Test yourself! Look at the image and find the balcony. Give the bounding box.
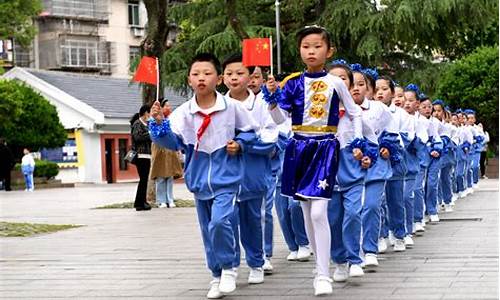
[38,37,113,74]
[42,0,109,21]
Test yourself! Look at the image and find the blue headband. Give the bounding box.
[331,59,349,66]
[405,83,420,93]
[363,67,379,80]
[463,109,476,115]
[350,63,363,72]
[432,99,446,107]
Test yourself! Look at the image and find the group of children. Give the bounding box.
[147,25,488,298]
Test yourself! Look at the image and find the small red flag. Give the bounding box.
[242,38,271,67]
[132,56,158,85]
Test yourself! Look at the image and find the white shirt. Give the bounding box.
[227,89,278,144]
[21,154,35,167]
[169,92,259,154]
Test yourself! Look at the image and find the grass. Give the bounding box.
[94,199,195,209]
[0,222,83,237]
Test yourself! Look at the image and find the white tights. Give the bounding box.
[300,199,331,277]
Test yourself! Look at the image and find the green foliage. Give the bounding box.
[14,159,59,179]
[0,0,42,47]
[163,0,498,92]
[0,79,67,151]
[93,199,194,209]
[436,46,499,150]
[0,221,82,237]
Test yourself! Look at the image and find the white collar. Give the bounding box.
[189,92,227,115]
[360,98,370,110]
[226,89,256,111]
[389,102,397,113]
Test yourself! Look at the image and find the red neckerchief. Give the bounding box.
[196,111,216,152]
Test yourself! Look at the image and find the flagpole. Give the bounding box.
[269,36,273,76]
[275,0,281,75]
[156,57,160,102]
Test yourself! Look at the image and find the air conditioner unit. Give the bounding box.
[132,27,144,37]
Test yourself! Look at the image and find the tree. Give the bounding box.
[435,46,499,151]
[162,0,497,92]
[137,0,177,105]
[0,0,42,47]
[0,79,66,154]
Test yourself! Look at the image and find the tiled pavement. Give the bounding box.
[0,180,498,299]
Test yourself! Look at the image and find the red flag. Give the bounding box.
[242,38,271,67]
[132,56,158,85]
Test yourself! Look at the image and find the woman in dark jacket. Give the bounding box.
[131,104,152,211]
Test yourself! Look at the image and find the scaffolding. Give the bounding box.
[42,0,109,21]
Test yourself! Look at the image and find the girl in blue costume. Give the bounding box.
[263,26,363,296]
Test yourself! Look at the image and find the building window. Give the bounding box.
[118,138,128,170]
[128,0,140,27]
[129,46,141,64]
[61,39,99,67]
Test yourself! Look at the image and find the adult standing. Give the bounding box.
[479,123,490,178]
[131,104,152,211]
[0,138,15,191]
[149,99,183,208]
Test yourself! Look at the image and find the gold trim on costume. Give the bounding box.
[292,125,337,133]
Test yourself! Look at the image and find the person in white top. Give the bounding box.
[432,100,455,212]
[21,148,35,192]
[479,123,490,178]
[418,96,443,223]
[375,76,410,252]
[222,53,278,284]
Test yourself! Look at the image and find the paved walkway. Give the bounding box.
[0,180,498,299]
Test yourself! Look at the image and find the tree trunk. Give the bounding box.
[141,0,170,105]
[226,0,249,40]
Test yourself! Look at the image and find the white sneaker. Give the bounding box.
[445,204,453,213]
[158,203,167,208]
[393,239,406,252]
[468,188,474,194]
[219,269,237,293]
[206,279,223,299]
[414,222,425,235]
[378,238,388,253]
[248,267,264,284]
[452,194,458,202]
[423,215,430,223]
[297,245,312,261]
[364,253,379,268]
[439,204,446,212]
[403,235,414,248]
[332,263,349,282]
[422,219,426,228]
[388,231,396,246]
[287,251,298,261]
[459,191,467,198]
[168,202,176,208]
[313,275,333,296]
[349,264,364,277]
[473,184,478,189]
[262,258,273,274]
[429,214,440,223]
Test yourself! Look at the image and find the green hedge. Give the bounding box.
[14,160,59,179]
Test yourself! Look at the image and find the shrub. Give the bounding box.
[14,159,59,179]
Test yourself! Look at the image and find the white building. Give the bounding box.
[2,67,186,183]
[1,0,165,78]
